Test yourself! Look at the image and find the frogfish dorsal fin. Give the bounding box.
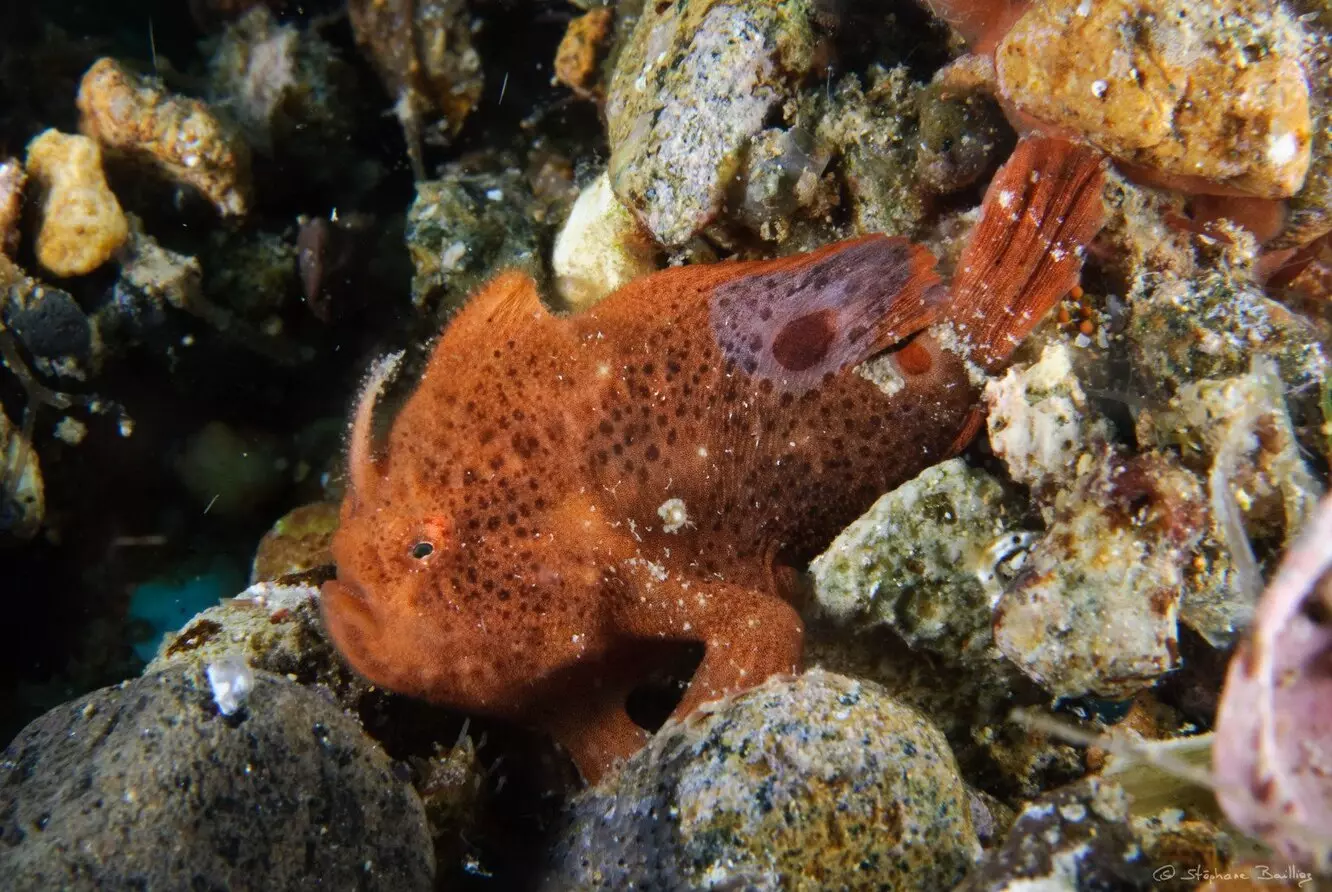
[445,271,551,342]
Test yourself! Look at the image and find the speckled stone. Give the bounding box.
[956,778,1153,891]
[605,0,820,247]
[1126,271,1328,452]
[145,582,365,699]
[985,345,1210,699]
[77,57,253,217]
[814,66,929,240]
[405,163,542,309]
[0,666,434,891]
[997,0,1312,198]
[542,669,980,891]
[810,457,1029,663]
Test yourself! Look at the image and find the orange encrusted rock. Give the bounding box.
[996,0,1312,199]
[77,57,252,217]
[24,130,128,278]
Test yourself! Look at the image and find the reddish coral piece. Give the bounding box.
[322,137,1106,782]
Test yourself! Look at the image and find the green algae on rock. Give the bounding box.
[810,457,1030,663]
[605,0,823,247]
[915,78,1011,196]
[815,65,928,240]
[731,126,836,245]
[202,227,300,320]
[543,669,980,891]
[405,163,544,310]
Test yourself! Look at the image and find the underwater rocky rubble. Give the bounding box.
[0,0,1330,889]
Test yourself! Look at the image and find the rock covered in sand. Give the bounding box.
[0,665,434,891]
[543,669,980,891]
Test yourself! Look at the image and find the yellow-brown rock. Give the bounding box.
[555,7,614,100]
[996,0,1312,199]
[251,502,340,584]
[0,159,25,258]
[24,130,128,278]
[77,58,252,217]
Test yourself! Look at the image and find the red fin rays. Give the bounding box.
[708,235,948,394]
[948,137,1107,373]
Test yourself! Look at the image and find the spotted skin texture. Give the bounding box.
[323,137,1107,782]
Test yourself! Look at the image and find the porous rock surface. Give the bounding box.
[0,665,433,891]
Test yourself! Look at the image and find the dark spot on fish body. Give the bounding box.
[772,309,837,372]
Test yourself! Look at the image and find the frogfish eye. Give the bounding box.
[410,541,435,560]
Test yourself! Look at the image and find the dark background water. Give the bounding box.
[0,0,582,742]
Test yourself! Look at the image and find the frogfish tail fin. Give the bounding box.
[946,136,1107,374]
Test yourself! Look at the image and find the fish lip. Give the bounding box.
[321,576,378,632]
[324,570,371,604]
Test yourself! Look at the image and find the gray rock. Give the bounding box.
[955,778,1153,891]
[605,0,820,247]
[810,457,1030,663]
[1127,270,1328,453]
[543,669,980,891]
[405,163,542,310]
[0,666,433,891]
